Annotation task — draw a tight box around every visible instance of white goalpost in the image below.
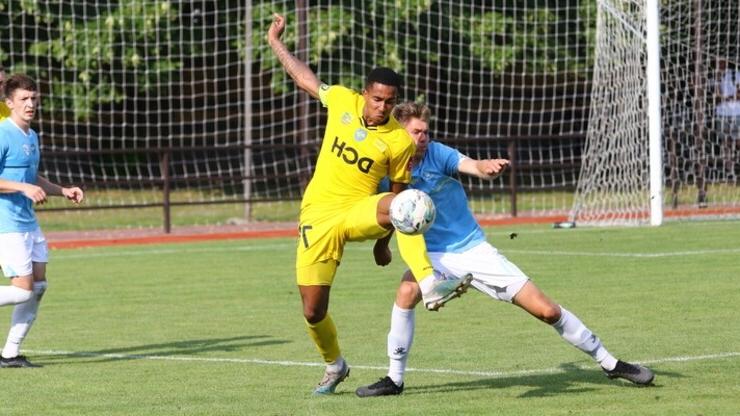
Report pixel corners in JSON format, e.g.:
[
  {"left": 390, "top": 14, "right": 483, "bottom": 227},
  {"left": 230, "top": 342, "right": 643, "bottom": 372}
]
[
  {"left": 646, "top": 0, "right": 664, "bottom": 227},
  {"left": 570, "top": 0, "right": 662, "bottom": 226},
  {"left": 572, "top": 0, "right": 740, "bottom": 226}
]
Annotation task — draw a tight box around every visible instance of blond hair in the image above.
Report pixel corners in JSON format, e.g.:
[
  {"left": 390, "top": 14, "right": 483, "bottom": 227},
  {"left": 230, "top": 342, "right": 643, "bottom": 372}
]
[{"left": 392, "top": 102, "right": 431, "bottom": 125}]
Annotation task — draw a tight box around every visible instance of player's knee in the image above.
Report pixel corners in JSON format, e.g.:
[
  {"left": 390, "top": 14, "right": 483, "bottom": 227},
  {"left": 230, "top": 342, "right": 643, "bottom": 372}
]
[
  {"left": 539, "top": 304, "right": 562, "bottom": 324},
  {"left": 303, "top": 305, "right": 327, "bottom": 324},
  {"left": 395, "top": 281, "right": 421, "bottom": 308},
  {"left": 376, "top": 194, "right": 395, "bottom": 229}
]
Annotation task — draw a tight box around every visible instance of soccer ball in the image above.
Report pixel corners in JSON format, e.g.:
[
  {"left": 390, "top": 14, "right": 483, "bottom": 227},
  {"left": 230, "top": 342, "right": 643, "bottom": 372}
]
[{"left": 389, "top": 189, "right": 436, "bottom": 235}]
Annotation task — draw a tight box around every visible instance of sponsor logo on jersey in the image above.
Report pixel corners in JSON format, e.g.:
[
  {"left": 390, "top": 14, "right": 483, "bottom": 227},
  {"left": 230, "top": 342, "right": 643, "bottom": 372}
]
[
  {"left": 354, "top": 128, "right": 368, "bottom": 142},
  {"left": 22, "top": 144, "right": 35, "bottom": 156},
  {"left": 341, "top": 112, "right": 352, "bottom": 125},
  {"left": 331, "top": 136, "right": 374, "bottom": 173}
]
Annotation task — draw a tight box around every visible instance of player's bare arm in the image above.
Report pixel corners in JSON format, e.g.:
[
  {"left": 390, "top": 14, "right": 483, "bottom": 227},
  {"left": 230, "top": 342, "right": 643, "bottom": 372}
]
[
  {"left": 267, "top": 13, "right": 322, "bottom": 99},
  {"left": 0, "top": 178, "right": 47, "bottom": 203},
  {"left": 458, "top": 158, "right": 509, "bottom": 180},
  {"left": 36, "top": 175, "right": 84, "bottom": 204}
]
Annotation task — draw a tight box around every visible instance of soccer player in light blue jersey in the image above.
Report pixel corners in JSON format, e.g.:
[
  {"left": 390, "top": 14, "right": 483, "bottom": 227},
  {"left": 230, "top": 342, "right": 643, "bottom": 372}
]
[
  {"left": 0, "top": 74, "right": 84, "bottom": 368},
  {"left": 356, "top": 102, "right": 654, "bottom": 397}
]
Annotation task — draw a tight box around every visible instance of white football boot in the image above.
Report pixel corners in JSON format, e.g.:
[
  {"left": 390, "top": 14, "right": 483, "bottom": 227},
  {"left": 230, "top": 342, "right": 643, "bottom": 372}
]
[{"left": 419, "top": 270, "right": 473, "bottom": 311}]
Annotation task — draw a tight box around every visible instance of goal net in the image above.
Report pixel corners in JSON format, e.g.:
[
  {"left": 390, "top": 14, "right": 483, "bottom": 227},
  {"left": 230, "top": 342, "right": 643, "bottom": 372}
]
[
  {"left": 572, "top": 0, "right": 740, "bottom": 226},
  {"left": 2, "top": 1, "right": 598, "bottom": 230},
  {"left": 2, "top": 1, "right": 263, "bottom": 230},
  {"left": 2, "top": 1, "right": 734, "bottom": 231}
]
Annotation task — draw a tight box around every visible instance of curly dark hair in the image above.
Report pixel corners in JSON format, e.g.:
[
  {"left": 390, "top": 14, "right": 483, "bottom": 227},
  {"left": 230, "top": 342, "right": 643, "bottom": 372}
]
[{"left": 3, "top": 73, "right": 37, "bottom": 99}]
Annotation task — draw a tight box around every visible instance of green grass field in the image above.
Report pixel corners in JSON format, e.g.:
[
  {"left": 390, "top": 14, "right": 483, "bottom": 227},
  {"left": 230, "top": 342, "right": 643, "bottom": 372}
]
[{"left": 2, "top": 221, "right": 739, "bottom": 415}]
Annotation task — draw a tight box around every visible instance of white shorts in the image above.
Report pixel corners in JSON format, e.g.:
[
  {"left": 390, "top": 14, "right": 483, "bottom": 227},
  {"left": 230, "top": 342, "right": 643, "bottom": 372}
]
[
  {"left": 0, "top": 228, "right": 49, "bottom": 278},
  {"left": 429, "top": 241, "right": 529, "bottom": 303}
]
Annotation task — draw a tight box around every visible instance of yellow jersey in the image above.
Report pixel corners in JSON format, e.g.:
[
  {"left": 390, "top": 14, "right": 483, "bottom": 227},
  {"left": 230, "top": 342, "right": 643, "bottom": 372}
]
[
  {"left": 301, "top": 85, "right": 415, "bottom": 208},
  {"left": 0, "top": 102, "right": 10, "bottom": 121}
]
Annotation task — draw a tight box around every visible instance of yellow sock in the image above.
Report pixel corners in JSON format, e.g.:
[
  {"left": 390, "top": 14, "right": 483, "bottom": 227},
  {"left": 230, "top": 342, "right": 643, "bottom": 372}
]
[
  {"left": 396, "top": 232, "right": 434, "bottom": 283},
  {"left": 305, "top": 314, "right": 341, "bottom": 364}
]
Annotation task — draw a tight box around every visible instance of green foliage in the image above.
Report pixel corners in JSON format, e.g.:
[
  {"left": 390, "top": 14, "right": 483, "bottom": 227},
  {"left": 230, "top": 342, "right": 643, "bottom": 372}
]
[
  {"left": 452, "top": 5, "right": 595, "bottom": 73},
  {"left": 1, "top": 0, "right": 183, "bottom": 119},
  {"left": 253, "top": 1, "right": 595, "bottom": 95},
  {"left": 0, "top": 0, "right": 597, "bottom": 119},
  {"left": 252, "top": 4, "right": 354, "bottom": 93},
  {"left": 452, "top": 11, "right": 518, "bottom": 72}
]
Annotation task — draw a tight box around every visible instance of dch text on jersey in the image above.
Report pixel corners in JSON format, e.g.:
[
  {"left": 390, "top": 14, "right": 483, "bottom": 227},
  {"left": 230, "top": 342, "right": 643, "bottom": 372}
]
[{"left": 330, "top": 136, "right": 374, "bottom": 174}]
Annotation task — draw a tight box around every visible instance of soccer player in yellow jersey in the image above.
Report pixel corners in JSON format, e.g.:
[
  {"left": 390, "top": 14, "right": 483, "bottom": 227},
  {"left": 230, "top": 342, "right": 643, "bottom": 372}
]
[
  {"left": 0, "top": 67, "right": 10, "bottom": 121},
  {"left": 268, "top": 13, "right": 472, "bottom": 394}
]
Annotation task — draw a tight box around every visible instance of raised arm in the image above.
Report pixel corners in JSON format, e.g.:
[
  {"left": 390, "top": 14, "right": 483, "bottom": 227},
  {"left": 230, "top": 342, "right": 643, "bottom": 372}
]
[
  {"left": 458, "top": 158, "right": 509, "bottom": 180},
  {"left": 267, "top": 13, "right": 322, "bottom": 99}
]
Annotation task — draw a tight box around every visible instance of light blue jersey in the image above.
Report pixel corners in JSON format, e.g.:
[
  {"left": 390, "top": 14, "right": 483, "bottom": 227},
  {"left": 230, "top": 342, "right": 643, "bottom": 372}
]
[
  {"left": 0, "top": 118, "right": 40, "bottom": 232},
  {"left": 410, "top": 141, "right": 485, "bottom": 253}
]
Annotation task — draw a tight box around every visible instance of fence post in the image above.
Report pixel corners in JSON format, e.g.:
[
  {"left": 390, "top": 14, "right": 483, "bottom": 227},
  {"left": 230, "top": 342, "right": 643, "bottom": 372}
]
[
  {"left": 507, "top": 139, "right": 517, "bottom": 217},
  {"left": 160, "top": 150, "right": 171, "bottom": 233},
  {"left": 243, "top": 0, "right": 254, "bottom": 222},
  {"left": 296, "top": 0, "right": 312, "bottom": 193}
]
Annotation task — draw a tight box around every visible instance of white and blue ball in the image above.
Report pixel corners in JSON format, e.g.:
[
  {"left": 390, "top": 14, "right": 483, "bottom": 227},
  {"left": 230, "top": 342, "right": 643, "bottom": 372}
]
[{"left": 389, "top": 189, "right": 436, "bottom": 235}]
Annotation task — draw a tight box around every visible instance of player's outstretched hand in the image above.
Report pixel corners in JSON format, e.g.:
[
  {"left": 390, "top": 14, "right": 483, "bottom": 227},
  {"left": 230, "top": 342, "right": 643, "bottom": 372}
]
[
  {"left": 373, "top": 239, "right": 392, "bottom": 266},
  {"left": 268, "top": 13, "right": 286, "bottom": 42},
  {"left": 62, "top": 186, "right": 84, "bottom": 204},
  {"left": 477, "top": 158, "right": 509, "bottom": 177}
]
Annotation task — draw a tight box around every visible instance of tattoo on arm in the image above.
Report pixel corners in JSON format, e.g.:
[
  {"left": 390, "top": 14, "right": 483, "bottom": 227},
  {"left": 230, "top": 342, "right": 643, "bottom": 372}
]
[{"left": 272, "top": 42, "right": 321, "bottom": 99}]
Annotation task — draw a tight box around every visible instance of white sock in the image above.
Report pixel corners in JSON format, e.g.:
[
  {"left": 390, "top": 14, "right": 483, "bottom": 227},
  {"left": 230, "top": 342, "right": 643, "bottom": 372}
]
[
  {"left": 2, "top": 281, "right": 47, "bottom": 359},
  {"left": 552, "top": 306, "right": 618, "bottom": 371},
  {"left": 0, "top": 286, "right": 33, "bottom": 306},
  {"left": 326, "top": 356, "right": 345, "bottom": 373},
  {"left": 418, "top": 275, "right": 435, "bottom": 295},
  {"left": 387, "top": 303, "right": 415, "bottom": 386}
]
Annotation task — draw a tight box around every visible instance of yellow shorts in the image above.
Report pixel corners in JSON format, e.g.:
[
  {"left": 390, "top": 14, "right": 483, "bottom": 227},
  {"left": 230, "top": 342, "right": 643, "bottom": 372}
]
[{"left": 296, "top": 193, "right": 392, "bottom": 286}]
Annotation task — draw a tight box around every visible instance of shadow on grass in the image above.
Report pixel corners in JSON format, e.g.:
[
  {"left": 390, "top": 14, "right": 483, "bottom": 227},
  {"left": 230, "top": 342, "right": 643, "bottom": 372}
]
[
  {"left": 403, "top": 362, "right": 677, "bottom": 398},
  {"left": 36, "top": 335, "right": 290, "bottom": 365}
]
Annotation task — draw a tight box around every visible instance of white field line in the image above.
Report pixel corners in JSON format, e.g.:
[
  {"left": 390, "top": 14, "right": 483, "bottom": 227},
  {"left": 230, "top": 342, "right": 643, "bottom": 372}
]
[
  {"left": 52, "top": 244, "right": 740, "bottom": 260},
  {"left": 504, "top": 247, "right": 740, "bottom": 258},
  {"left": 51, "top": 244, "right": 295, "bottom": 260},
  {"left": 24, "top": 349, "right": 740, "bottom": 379}
]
